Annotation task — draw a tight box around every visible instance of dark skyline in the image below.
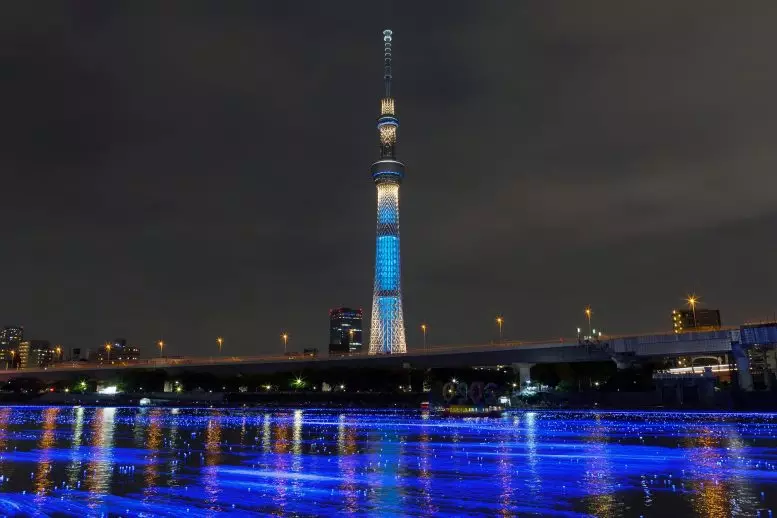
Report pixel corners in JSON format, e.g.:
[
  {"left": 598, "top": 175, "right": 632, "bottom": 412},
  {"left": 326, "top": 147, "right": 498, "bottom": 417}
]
[{"left": 2, "top": 2, "right": 777, "bottom": 356}]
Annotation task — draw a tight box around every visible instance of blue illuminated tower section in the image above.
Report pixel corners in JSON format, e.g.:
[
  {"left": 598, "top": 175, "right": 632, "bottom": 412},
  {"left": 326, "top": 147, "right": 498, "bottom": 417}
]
[{"left": 369, "top": 29, "right": 407, "bottom": 354}]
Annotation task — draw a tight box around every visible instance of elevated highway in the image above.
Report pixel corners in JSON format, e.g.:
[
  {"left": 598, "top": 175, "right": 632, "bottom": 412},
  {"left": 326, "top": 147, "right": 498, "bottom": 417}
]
[{"left": 0, "top": 329, "right": 743, "bottom": 382}]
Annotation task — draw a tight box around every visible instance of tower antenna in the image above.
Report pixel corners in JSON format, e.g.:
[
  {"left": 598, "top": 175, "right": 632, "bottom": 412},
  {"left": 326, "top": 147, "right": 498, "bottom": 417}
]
[{"left": 383, "top": 29, "right": 392, "bottom": 97}]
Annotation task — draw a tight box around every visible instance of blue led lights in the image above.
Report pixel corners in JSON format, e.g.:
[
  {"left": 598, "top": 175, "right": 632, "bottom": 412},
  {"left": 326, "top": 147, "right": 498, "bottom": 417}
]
[{"left": 1, "top": 406, "right": 777, "bottom": 515}]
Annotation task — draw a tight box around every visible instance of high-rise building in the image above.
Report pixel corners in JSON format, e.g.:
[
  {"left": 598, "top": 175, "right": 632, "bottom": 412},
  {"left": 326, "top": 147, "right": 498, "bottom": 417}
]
[
  {"left": 369, "top": 29, "right": 407, "bottom": 355},
  {"left": 672, "top": 308, "right": 721, "bottom": 333},
  {"left": 0, "top": 326, "right": 23, "bottom": 367},
  {"left": 329, "top": 308, "right": 363, "bottom": 355}
]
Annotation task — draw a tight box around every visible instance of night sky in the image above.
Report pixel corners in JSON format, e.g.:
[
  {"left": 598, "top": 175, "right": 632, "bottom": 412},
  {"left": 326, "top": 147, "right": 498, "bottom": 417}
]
[{"left": 2, "top": 2, "right": 777, "bottom": 356}]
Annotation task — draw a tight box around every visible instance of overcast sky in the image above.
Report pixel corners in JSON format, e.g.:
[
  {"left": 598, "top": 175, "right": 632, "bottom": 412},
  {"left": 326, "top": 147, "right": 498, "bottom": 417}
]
[{"left": 2, "top": 2, "right": 777, "bottom": 356}]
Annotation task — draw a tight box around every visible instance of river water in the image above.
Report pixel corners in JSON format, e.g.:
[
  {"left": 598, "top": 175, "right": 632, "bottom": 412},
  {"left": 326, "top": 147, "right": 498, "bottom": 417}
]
[{"left": 0, "top": 406, "right": 774, "bottom": 516}]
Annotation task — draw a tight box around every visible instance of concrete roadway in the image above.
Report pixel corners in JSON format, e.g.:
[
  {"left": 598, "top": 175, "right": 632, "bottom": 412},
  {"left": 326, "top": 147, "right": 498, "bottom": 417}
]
[
  {"left": 0, "top": 340, "right": 611, "bottom": 382},
  {"left": 0, "top": 329, "right": 738, "bottom": 382}
]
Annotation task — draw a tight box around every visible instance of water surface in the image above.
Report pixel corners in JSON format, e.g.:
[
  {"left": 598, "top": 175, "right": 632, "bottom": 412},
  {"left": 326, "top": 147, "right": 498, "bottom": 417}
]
[{"left": 0, "top": 406, "right": 775, "bottom": 516}]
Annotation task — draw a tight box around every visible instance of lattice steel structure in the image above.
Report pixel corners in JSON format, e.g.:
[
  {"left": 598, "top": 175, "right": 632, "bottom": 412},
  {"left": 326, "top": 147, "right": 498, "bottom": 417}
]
[{"left": 369, "top": 29, "right": 407, "bottom": 354}]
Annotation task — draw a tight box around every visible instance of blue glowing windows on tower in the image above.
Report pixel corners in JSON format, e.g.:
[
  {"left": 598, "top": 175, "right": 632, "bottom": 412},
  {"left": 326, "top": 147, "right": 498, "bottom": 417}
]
[{"left": 375, "top": 235, "right": 399, "bottom": 291}]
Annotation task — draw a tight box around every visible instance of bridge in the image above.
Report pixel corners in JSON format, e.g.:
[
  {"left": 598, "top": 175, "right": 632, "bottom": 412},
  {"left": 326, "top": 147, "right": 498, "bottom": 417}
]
[{"left": 0, "top": 328, "right": 746, "bottom": 385}]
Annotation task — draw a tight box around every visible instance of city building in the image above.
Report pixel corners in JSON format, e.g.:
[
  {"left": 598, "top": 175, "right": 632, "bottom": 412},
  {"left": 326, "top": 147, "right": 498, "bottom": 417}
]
[
  {"left": 19, "top": 340, "right": 55, "bottom": 368},
  {"left": 672, "top": 309, "right": 721, "bottom": 333},
  {"left": 96, "top": 338, "right": 141, "bottom": 364},
  {"left": 369, "top": 29, "right": 407, "bottom": 354},
  {"left": 0, "top": 325, "right": 23, "bottom": 366},
  {"left": 329, "top": 308, "right": 363, "bottom": 355},
  {"left": 0, "top": 326, "right": 23, "bottom": 347}
]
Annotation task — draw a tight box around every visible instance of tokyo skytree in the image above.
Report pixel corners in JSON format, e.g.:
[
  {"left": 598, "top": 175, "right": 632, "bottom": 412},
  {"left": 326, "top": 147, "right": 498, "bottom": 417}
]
[{"left": 369, "top": 29, "right": 407, "bottom": 354}]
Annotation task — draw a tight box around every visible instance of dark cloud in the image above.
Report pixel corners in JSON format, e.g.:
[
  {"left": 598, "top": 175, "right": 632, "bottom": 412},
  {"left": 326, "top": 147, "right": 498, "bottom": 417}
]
[{"left": 1, "top": 1, "right": 776, "bottom": 355}]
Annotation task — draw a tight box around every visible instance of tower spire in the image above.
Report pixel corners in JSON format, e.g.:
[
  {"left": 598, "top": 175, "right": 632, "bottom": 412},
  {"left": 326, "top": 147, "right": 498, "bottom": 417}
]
[{"left": 383, "top": 29, "right": 392, "bottom": 97}]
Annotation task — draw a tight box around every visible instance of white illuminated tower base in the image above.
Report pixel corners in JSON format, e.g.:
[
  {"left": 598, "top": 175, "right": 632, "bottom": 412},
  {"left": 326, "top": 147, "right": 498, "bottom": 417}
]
[{"left": 369, "top": 30, "right": 407, "bottom": 355}]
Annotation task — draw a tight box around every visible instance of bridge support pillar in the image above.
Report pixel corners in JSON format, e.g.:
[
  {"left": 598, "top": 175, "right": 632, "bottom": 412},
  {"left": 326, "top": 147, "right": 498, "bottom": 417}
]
[
  {"left": 511, "top": 363, "right": 534, "bottom": 387},
  {"left": 731, "top": 342, "right": 753, "bottom": 392},
  {"left": 765, "top": 349, "right": 777, "bottom": 390}
]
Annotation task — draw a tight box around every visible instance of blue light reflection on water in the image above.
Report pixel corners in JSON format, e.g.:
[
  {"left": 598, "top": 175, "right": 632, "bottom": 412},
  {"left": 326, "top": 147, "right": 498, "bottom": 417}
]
[{"left": 0, "top": 408, "right": 775, "bottom": 516}]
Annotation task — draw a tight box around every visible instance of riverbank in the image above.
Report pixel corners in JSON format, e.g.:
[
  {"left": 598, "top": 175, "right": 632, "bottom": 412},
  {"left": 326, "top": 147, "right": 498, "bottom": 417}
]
[
  {"left": 0, "top": 388, "right": 775, "bottom": 411},
  {"left": 0, "top": 390, "right": 427, "bottom": 408}
]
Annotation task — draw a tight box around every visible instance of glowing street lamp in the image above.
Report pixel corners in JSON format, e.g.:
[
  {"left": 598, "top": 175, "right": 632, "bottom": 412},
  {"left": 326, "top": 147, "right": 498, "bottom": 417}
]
[
  {"left": 8, "top": 350, "right": 15, "bottom": 370},
  {"left": 686, "top": 294, "right": 699, "bottom": 328},
  {"left": 217, "top": 336, "right": 224, "bottom": 355},
  {"left": 495, "top": 316, "right": 504, "bottom": 341},
  {"left": 420, "top": 323, "right": 427, "bottom": 350},
  {"left": 105, "top": 343, "right": 111, "bottom": 364},
  {"left": 55, "top": 346, "right": 62, "bottom": 362},
  {"left": 348, "top": 328, "right": 354, "bottom": 348},
  {"left": 282, "top": 333, "right": 288, "bottom": 354},
  {"left": 584, "top": 306, "right": 593, "bottom": 336},
  {"left": 158, "top": 340, "right": 164, "bottom": 358}
]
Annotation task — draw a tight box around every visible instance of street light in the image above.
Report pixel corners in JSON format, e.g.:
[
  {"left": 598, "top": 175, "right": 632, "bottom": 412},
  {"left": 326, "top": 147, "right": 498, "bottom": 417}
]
[
  {"left": 686, "top": 294, "right": 699, "bottom": 328},
  {"left": 55, "top": 346, "right": 62, "bottom": 363},
  {"left": 105, "top": 343, "right": 111, "bottom": 364},
  {"left": 348, "top": 329, "right": 354, "bottom": 349},
  {"left": 584, "top": 306, "right": 593, "bottom": 336},
  {"left": 217, "top": 336, "right": 224, "bottom": 355},
  {"left": 495, "top": 316, "right": 504, "bottom": 341},
  {"left": 282, "top": 333, "right": 288, "bottom": 355},
  {"left": 8, "top": 350, "right": 15, "bottom": 370},
  {"left": 420, "top": 323, "right": 427, "bottom": 350},
  {"left": 158, "top": 340, "right": 164, "bottom": 358}
]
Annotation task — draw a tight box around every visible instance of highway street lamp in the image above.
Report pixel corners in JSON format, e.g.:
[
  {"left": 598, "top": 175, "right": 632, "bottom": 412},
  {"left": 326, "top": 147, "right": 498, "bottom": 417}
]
[
  {"left": 686, "top": 294, "right": 699, "bottom": 328},
  {"left": 105, "top": 343, "right": 111, "bottom": 364},
  {"left": 282, "top": 333, "right": 288, "bottom": 355},
  {"left": 158, "top": 340, "right": 164, "bottom": 358},
  {"left": 420, "top": 323, "right": 427, "bottom": 350},
  {"left": 217, "top": 336, "right": 224, "bottom": 355},
  {"left": 495, "top": 316, "right": 504, "bottom": 342},
  {"left": 584, "top": 306, "right": 593, "bottom": 336},
  {"left": 55, "top": 346, "right": 61, "bottom": 363}
]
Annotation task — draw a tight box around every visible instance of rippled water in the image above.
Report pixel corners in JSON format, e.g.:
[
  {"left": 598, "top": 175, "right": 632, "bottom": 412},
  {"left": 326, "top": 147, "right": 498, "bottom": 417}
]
[{"left": 0, "top": 407, "right": 775, "bottom": 516}]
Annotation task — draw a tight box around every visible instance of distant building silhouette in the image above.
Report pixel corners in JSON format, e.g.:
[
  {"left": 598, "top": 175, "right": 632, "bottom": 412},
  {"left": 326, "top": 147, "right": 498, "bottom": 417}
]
[
  {"left": 672, "top": 309, "right": 721, "bottom": 333},
  {"left": 329, "top": 308, "right": 363, "bottom": 355},
  {"left": 0, "top": 326, "right": 23, "bottom": 367},
  {"left": 19, "top": 340, "right": 54, "bottom": 368},
  {"left": 96, "top": 338, "right": 140, "bottom": 364}
]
